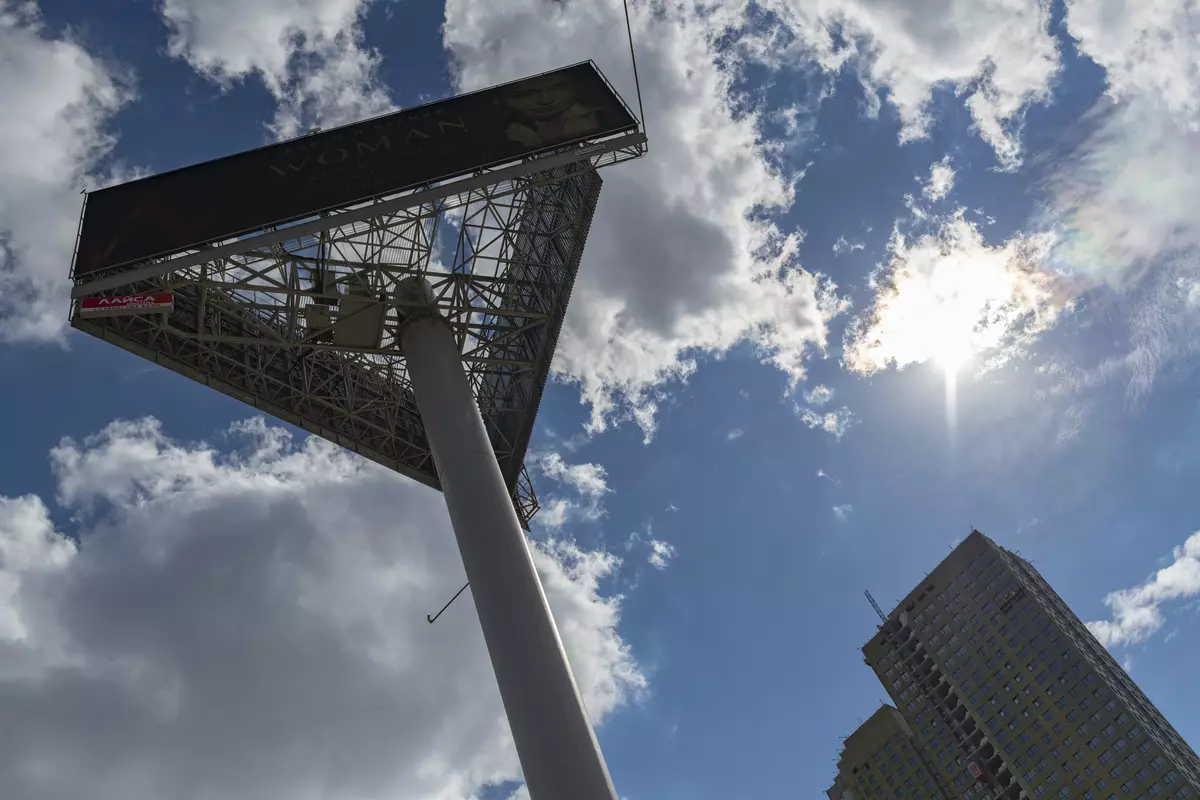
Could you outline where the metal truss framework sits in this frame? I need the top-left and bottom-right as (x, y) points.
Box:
(69, 140), (635, 526)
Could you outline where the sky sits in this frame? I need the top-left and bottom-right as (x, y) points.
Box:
(1, 0), (1200, 798)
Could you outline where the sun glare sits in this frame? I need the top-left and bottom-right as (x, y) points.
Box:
(933, 338), (972, 375)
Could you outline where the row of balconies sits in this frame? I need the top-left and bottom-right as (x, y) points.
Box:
(895, 629), (1026, 800)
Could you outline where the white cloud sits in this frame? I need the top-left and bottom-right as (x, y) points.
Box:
(0, 1), (133, 341)
(726, 428), (745, 441)
(923, 156), (955, 201)
(832, 503), (854, 521)
(816, 468), (839, 482)
(534, 452), (610, 529)
(647, 540), (677, 571)
(757, 0), (1061, 167)
(833, 235), (866, 256)
(158, 0), (393, 139)
(0, 416), (644, 799)
(844, 212), (1067, 374)
(444, 0), (843, 442)
(1045, 100), (1200, 289)
(1037, 3), (1200, 404)
(1065, 0), (1200, 126)
(1035, 94), (1200, 406)
(796, 405), (857, 439)
(1087, 530), (1200, 649)
(803, 384), (834, 406)
(538, 452), (609, 500)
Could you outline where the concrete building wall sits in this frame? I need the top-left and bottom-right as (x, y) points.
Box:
(862, 531), (1200, 800)
(829, 705), (953, 800)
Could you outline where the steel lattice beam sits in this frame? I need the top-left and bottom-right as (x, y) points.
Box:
(71, 158), (611, 526)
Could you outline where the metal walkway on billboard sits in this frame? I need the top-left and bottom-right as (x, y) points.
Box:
(70, 126), (645, 527)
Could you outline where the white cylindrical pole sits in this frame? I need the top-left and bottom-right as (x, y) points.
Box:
(400, 303), (618, 800)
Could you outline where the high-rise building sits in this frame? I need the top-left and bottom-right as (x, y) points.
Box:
(828, 705), (955, 800)
(861, 530), (1200, 800)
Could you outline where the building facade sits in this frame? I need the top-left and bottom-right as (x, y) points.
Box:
(860, 530), (1200, 800)
(828, 705), (953, 800)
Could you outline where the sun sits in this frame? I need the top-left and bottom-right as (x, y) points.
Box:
(933, 338), (972, 375)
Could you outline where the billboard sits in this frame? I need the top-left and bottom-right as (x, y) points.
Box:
(73, 62), (636, 277)
(79, 293), (174, 317)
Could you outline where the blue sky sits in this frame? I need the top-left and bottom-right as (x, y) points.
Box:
(2, 0), (1200, 798)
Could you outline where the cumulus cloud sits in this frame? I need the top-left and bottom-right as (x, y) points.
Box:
(0, 416), (644, 800)
(1087, 530), (1200, 649)
(1065, 0), (1200, 126)
(534, 452), (611, 530)
(0, 1), (133, 340)
(158, 0), (393, 138)
(923, 156), (955, 201)
(726, 428), (745, 441)
(647, 540), (677, 571)
(844, 213), (1068, 374)
(803, 384), (834, 406)
(444, 0), (843, 441)
(756, 0), (1061, 167)
(796, 405), (857, 439)
(832, 503), (854, 521)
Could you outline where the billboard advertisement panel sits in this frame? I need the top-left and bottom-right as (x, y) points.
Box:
(73, 62), (636, 277)
(79, 293), (174, 317)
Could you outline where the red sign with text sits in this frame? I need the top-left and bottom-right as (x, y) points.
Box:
(80, 293), (174, 317)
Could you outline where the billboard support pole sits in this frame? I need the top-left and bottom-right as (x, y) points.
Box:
(398, 280), (618, 800)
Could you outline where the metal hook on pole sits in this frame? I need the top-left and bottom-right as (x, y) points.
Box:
(427, 580), (470, 624)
